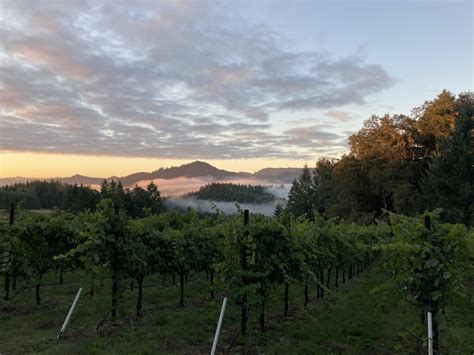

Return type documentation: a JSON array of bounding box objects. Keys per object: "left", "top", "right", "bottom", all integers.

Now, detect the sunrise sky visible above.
[{"left": 0, "top": 0, "right": 472, "bottom": 178}]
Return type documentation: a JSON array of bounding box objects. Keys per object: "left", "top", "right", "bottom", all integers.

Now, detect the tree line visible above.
[
  {"left": 287, "top": 90, "right": 473, "bottom": 225},
  {"left": 0, "top": 180, "right": 165, "bottom": 218},
  {"left": 0, "top": 181, "right": 98, "bottom": 211}
]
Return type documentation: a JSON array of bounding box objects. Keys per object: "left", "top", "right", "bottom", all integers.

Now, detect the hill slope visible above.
[
  {"left": 152, "top": 161, "right": 243, "bottom": 179},
  {"left": 185, "top": 182, "right": 275, "bottom": 203},
  {"left": 254, "top": 167, "right": 302, "bottom": 182},
  {"left": 0, "top": 161, "right": 301, "bottom": 187}
]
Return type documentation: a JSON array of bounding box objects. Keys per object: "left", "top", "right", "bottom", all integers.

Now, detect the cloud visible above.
[
  {"left": 282, "top": 125, "right": 347, "bottom": 149},
  {"left": 323, "top": 110, "right": 355, "bottom": 122},
  {"left": 0, "top": 0, "right": 395, "bottom": 160}
]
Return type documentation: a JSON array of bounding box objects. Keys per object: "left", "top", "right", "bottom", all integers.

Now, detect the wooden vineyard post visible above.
[
  {"left": 259, "top": 285, "right": 265, "bottom": 332},
  {"left": 179, "top": 272, "right": 185, "bottom": 307},
  {"left": 284, "top": 282, "right": 289, "bottom": 317},
  {"left": 304, "top": 283, "right": 309, "bottom": 307},
  {"left": 424, "top": 215, "right": 431, "bottom": 231},
  {"left": 423, "top": 215, "right": 439, "bottom": 354},
  {"left": 111, "top": 205, "right": 119, "bottom": 324},
  {"left": 210, "top": 270, "right": 215, "bottom": 300},
  {"left": 136, "top": 277, "right": 143, "bottom": 317},
  {"left": 9, "top": 202, "right": 15, "bottom": 226},
  {"left": 240, "top": 209, "right": 249, "bottom": 335},
  {"left": 4, "top": 203, "right": 15, "bottom": 301}
]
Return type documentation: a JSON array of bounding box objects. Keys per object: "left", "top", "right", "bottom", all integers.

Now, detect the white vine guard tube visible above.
[
  {"left": 211, "top": 297, "right": 228, "bottom": 355},
  {"left": 57, "top": 287, "right": 83, "bottom": 344}
]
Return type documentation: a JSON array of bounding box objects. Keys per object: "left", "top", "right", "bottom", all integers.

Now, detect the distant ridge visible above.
[
  {"left": 0, "top": 161, "right": 302, "bottom": 187},
  {"left": 60, "top": 174, "right": 109, "bottom": 185},
  {"left": 119, "top": 161, "right": 245, "bottom": 186},
  {"left": 254, "top": 167, "right": 303, "bottom": 182}
]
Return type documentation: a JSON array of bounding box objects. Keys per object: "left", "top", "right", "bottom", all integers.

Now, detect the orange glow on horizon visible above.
[{"left": 0, "top": 151, "right": 309, "bottom": 178}]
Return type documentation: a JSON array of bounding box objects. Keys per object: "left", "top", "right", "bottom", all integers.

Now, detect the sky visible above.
[{"left": 0, "top": 0, "right": 472, "bottom": 178}]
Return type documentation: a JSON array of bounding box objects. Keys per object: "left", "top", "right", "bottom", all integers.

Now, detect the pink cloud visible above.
[{"left": 11, "top": 42, "right": 93, "bottom": 79}]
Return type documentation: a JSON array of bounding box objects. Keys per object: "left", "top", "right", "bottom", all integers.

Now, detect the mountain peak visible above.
[
  {"left": 150, "top": 160, "right": 239, "bottom": 179},
  {"left": 185, "top": 160, "right": 214, "bottom": 167}
]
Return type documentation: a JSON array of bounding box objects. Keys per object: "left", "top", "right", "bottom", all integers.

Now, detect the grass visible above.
[{"left": 1, "top": 263, "right": 473, "bottom": 354}]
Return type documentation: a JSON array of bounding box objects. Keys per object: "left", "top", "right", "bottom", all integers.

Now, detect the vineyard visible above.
[
  {"left": 1, "top": 203, "right": 473, "bottom": 354},
  {"left": 1, "top": 0, "right": 472, "bottom": 352}
]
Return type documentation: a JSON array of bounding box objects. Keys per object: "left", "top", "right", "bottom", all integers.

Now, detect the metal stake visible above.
[
  {"left": 57, "top": 288, "right": 83, "bottom": 344},
  {"left": 427, "top": 311, "right": 433, "bottom": 355},
  {"left": 211, "top": 297, "right": 228, "bottom": 355}
]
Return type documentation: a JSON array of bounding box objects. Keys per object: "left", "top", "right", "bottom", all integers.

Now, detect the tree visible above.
[
  {"left": 349, "top": 114, "right": 418, "bottom": 162},
  {"left": 287, "top": 164, "right": 316, "bottom": 218},
  {"left": 414, "top": 90, "right": 458, "bottom": 153},
  {"left": 1, "top": 181, "right": 98, "bottom": 211},
  {"left": 329, "top": 155, "right": 381, "bottom": 223},
  {"left": 100, "top": 180, "right": 126, "bottom": 209},
  {"left": 421, "top": 94, "right": 474, "bottom": 225},
  {"left": 273, "top": 204, "right": 284, "bottom": 218},
  {"left": 186, "top": 183, "right": 274, "bottom": 204},
  {"left": 63, "top": 184, "right": 99, "bottom": 212},
  {"left": 146, "top": 181, "right": 164, "bottom": 214},
  {"left": 314, "top": 158, "right": 335, "bottom": 216}
]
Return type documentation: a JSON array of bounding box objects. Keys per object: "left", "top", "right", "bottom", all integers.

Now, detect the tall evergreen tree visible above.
[
  {"left": 287, "top": 164, "right": 316, "bottom": 218},
  {"left": 100, "top": 179, "right": 126, "bottom": 208},
  {"left": 314, "top": 158, "right": 335, "bottom": 215},
  {"left": 146, "top": 181, "right": 164, "bottom": 213}
]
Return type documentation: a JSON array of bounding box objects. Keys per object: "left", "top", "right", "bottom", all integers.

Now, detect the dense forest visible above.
[
  {"left": 0, "top": 181, "right": 99, "bottom": 211},
  {"left": 287, "top": 90, "right": 473, "bottom": 225},
  {"left": 0, "top": 180, "right": 164, "bottom": 218},
  {"left": 185, "top": 183, "right": 276, "bottom": 203}
]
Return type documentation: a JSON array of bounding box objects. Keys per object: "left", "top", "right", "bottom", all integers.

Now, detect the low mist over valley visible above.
[
  {"left": 166, "top": 196, "right": 286, "bottom": 216},
  {"left": 0, "top": 161, "right": 300, "bottom": 192},
  {"left": 1, "top": 161, "right": 295, "bottom": 215}
]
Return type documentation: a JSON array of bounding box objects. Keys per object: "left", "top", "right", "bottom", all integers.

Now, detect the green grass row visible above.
[{"left": 1, "top": 263, "right": 473, "bottom": 354}]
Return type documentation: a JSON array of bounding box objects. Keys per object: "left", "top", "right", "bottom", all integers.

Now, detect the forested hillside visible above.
[
  {"left": 287, "top": 90, "right": 473, "bottom": 225},
  {"left": 185, "top": 183, "right": 276, "bottom": 203}
]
